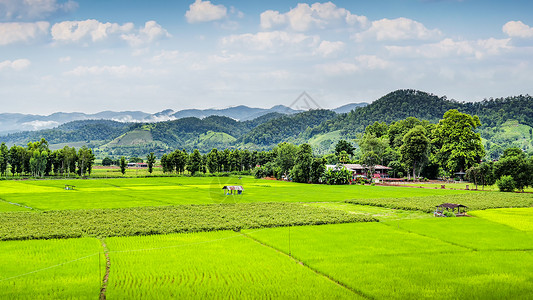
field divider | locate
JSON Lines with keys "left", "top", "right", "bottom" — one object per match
{"left": 240, "top": 230, "right": 375, "bottom": 300}
{"left": 99, "top": 239, "right": 111, "bottom": 300}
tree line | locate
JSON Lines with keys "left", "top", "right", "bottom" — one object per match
{"left": 0, "top": 138, "right": 95, "bottom": 177}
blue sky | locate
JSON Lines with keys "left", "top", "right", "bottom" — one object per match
{"left": 1, "top": 0, "right": 532, "bottom": 117}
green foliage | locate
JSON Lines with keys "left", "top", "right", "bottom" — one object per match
{"left": 0, "top": 203, "right": 375, "bottom": 241}
{"left": 433, "top": 109, "right": 485, "bottom": 174}
{"left": 494, "top": 148, "right": 532, "bottom": 191}
{"left": 334, "top": 139, "right": 355, "bottom": 156}
{"left": 242, "top": 110, "right": 337, "bottom": 146}
{"left": 187, "top": 149, "right": 202, "bottom": 175}
{"left": 400, "top": 125, "right": 429, "bottom": 179}
{"left": 119, "top": 156, "right": 126, "bottom": 175}
{"left": 146, "top": 152, "right": 156, "bottom": 174}
{"left": 323, "top": 165, "right": 352, "bottom": 185}
{"left": 496, "top": 175, "right": 516, "bottom": 192}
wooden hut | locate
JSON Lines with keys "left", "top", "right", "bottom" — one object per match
{"left": 434, "top": 203, "right": 468, "bottom": 217}
{"left": 222, "top": 185, "right": 244, "bottom": 195}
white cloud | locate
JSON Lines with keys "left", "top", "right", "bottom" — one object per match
{"left": 355, "top": 55, "right": 389, "bottom": 70}
{"left": 0, "top": 0, "right": 78, "bottom": 21}
{"left": 355, "top": 17, "right": 441, "bottom": 41}
{"left": 260, "top": 2, "right": 367, "bottom": 31}
{"left": 121, "top": 21, "right": 170, "bottom": 47}
{"left": 151, "top": 50, "right": 181, "bottom": 64}
{"left": 0, "top": 58, "right": 31, "bottom": 71}
{"left": 0, "top": 21, "right": 49, "bottom": 45}
{"left": 51, "top": 19, "right": 168, "bottom": 47}
{"left": 503, "top": 21, "right": 533, "bottom": 38}
{"left": 317, "top": 62, "right": 359, "bottom": 76}
{"left": 185, "top": 0, "right": 227, "bottom": 23}
{"left": 65, "top": 65, "right": 144, "bottom": 77}
{"left": 315, "top": 40, "right": 345, "bottom": 57}
{"left": 21, "top": 120, "right": 59, "bottom": 130}
{"left": 386, "top": 37, "right": 511, "bottom": 59}
{"left": 221, "top": 31, "right": 320, "bottom": 52}
{"left": 59, "top": 56, "right": 71, "bottom": 63}
{"left": 51, "top": 19, "right": 133, "bottom": 43}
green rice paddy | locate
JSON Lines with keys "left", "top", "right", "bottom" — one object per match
{"left": 0, "top": 175, "right": 531, "bottom": 299}
{"left": 0, "top": 176, "right": 471, "bottom": 211}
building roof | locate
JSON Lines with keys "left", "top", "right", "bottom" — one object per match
{"left": 222, "top": 185, "right": 244, "bottom": 191}
{"left": 437, "top": 203, "right": 467, "bottom": 209}
{"left": 343, "top": 164, "right": 392, "bottom": 170}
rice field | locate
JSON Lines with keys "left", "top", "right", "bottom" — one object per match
{"left": 105, "top": 231, "right": 359, "bottom": 299}
{"left": 0, "top": 176, "right": 470, "bottom": 211}
{"left": 0, "top": 238, "right": 103, "bottom": 299}
{"left": 245, "top": 216, "right": 533, "bottom": 299}
{"left": 0, "top": 175, "right": 532, "bottom": 299}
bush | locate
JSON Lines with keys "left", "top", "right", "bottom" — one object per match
{"left": 442, "top": 210, "right": 456, "bottom": 217}
{"left": 496, "top": 175, "right": 516, "bottom": 192}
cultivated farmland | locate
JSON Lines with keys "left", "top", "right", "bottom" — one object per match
{"left": 0, "top": 176, "right": 531, "bottom": 299}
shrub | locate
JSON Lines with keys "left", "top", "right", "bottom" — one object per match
{"left": 496, "top": 175, "right": 516, "bottom": 192}
{"left": 442, "top": 210, "right": 456, "bottom": 217}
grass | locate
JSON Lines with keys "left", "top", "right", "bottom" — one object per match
{"left": 105, "top": 231, "right": 359, "bottom": 299}
{"left": 245, "top": 215, "right": 533, "bottom": 299}
{"left": 0, "top": 238, "right": 102, "bottom": 299}
{"left": 469, "top": 207, "right": 533, "bottom": 232}
{"left": 345, "top": 192, "right": 533, "bottom": 212}
{"left": 305, "top": 202, "right": 432, "bottom": 221}
{"left": 403, "top": 182, "right": 533, "bottom": 193}
{"left": 0, "top": 176, "right": 470, "bottom": 211}
{"left": 0, "top": 202, "right": 374, "bottom": 241}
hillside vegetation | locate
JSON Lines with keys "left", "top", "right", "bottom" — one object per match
{"left": 1, "top": 89, "right": 531, "bottom": 157}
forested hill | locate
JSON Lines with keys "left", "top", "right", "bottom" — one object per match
{"left": 2, "top": 120, "right": 133, "bottom": 145}
{"left": 1, "top": 89, "right": 531, "bottom": 157}
{"left": 241, "top": 110, "right": 337, "bottom": 146}
{"left": 307, "top": 90, "right": 533, "bottom": 137}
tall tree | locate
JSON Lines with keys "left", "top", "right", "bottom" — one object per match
{"left": 274, "top": 142, "right": 297, "bottom": 177}
{"left": 432, "top": 109, "right": 485, "bottom": 175}
{"left": 120, "top": 156, "right": 127, "bottom": 175}
{"left": 206, "top": 148, "right": 219, "bottom": 173}
{"left": 187, "top": 149, "right": 202, "bottom": 175}
{"left": 77, "top": 146, "right": 95, "bottom": 176}
{"left": 0, "top": 142, "right": 8, "bottom": 176}
{"left": 400, "top": 125, "right": 430, "bottom": 180}
{"left": 494, "top": 148, "right": 531, "bottom": 191}
{"left": 290, "top": 144, "right": 313, "bottom": 183}
{"left": 146, "top": 152, "right": 156, "bottom": 174}
{"left": 334, "top": 140, "right": 355, "bottom": 157}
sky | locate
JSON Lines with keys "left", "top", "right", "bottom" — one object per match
{"left": 1, "top": 0, "right": 532, "bottom": 114}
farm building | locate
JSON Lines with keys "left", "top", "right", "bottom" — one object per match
{"left": 326, "top": 164, "right": 392, "bottom": 179}
{"left": 222, "top": 185, "right": 244, "bottom": 195}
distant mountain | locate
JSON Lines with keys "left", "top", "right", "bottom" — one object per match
{"left": 332, "top": 103, "right": 368, "bottom": 114}
{"left": 1, "top": 89, "right": 531, "bottom": 158}
{"left": 0, "top": 105, "right": 302, "bottom": 135}
{"left": 171, "top": 105, "right": 301, "bottom": 121}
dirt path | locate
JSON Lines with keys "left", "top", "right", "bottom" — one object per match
{"left": 99, "top": 239, "right": 111, "bottom": 300}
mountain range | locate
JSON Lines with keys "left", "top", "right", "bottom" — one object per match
{"left": 1, "top": 90, "right": 531, "bottom": 159}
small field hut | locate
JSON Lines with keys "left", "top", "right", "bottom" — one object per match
{"left": 435, "top": 203, "right": 468, "bottom": 217}
{"left": 222, "top": 185, "right": 244, "bottom": 195}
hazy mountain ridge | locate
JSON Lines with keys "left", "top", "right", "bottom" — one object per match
{"left": 0, "top": 105, "right": 305, "bottom": 135}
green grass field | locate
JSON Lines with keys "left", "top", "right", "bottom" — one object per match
{"left": 0, "top": 176, "right": 471, "bottom": 211}
{"left": 245, "top": 215, "right": 533, "bottom": 299}
{"left": 0, "top": 175, "right": 532, "bottom": 299}
{"left": 105, "top": 231, "right": 359, "bottom": 299}
{"left": 0, "top": 238, "right": 102, "bottom": 299}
